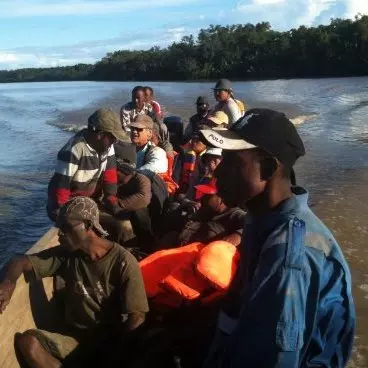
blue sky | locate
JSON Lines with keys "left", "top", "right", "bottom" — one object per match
{"left": 0, "top": 0, "right": 367, "bottom": 70}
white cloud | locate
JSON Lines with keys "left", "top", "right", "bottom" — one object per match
{"left": 0, "top": 0, "right": 198, "bottom": 18}
{"left": 236, "top": 0, "right": 341, "bottom": 28}
{"left": 0, "top": 26, "right": 192, "bottom": 69}
{"left": 344, "top": 0, "right": 368, "bottom": 18}
{"left": 0, "top": 53, "right": 19, "bottom": 63}
{"left": 296, "top": 0, "right": 335, "bottom": 26}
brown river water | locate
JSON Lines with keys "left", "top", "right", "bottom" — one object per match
{"left": 0, "top": 79, "right": 367, "bottom": 366}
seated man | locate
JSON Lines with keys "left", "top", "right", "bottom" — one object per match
{"left": 120, "top": 86, "right": 156, "bottom": 133}
{"left": 47, "top": 108, "right": 127, "bottom": 221}
{"left": 178, "top": 131, "right": 207, "bottom": 199}
{"left": 121, "top": 86, "right": 172, "bottom": 152}
{"left": 130, "top": 115, "right": 168, "bottom": 178}
{"left": 183, "top": 96, "right": 210, "bottom": 144}
{"left": 160, "top": 183, "right": 245, "bottom": 248}
{"left": 143, "top": 86, "right": 162, "bottom": 118}
{"left": 212, "top": 78, "right": 242, "bottom": 126}
{"left": 0, "top": 196, "right": 149, "bottom": 367}
{"left": 114, "top": 143, "right": 154, "bottom": 247}
{"left": 201, "top": 108, "right": 354, "bottom": 367}
{"left": 197, "top": 147, "right": 223, "bottom": 185}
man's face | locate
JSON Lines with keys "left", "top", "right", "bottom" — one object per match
{"left": 99, "top": 132, "right": 116, "bottom": 152}
{"left": 134, "top": 90, "right": 145, "bottom": 110}
{"left": 215, "top": 150, "right": 265, "bottom": 207}
{"left": 130, "top": 127, "right": 151, "bottom": 147}
{"left": 196, "top": 103, "right": 208, "bottom": 115}
{"left": 214, "top": 89, "right": 230, "bottom": 102}
{"left": 57, "top": 219, "right": 89, "bottom": 252}
{"left": 144, "top": 89, "right": 152, "bottom": 103}
{"left": 117, "top": 170, "right": 132, "bottom": 185}
{"left": 203, "top": 154, "right": 222, "bottom": 174}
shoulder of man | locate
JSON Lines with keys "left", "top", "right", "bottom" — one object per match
{"left": 57, "top": 130, "right": 88, "bottom": 159}
{"left": 122, "top": 102, "right": 134, "bottom": 111}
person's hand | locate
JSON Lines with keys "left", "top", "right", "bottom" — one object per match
{"left": 221, "top": 232, "right": 242, "bottom": 247}
{"left": 0, "top": 280, "right": 16, "bottom": 314}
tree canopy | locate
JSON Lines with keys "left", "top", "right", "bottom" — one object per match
{"left": 1, "top": 16, "right": 367, "bottom": 83}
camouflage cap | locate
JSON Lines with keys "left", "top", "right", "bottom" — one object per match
{"left": 88, "top": 108, "right": 128, "bottom": 142}
{"left": 56, "top": 196, "right": 108, "bottom": 237}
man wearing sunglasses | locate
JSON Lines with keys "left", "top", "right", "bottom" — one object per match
{"left": 130, "top": 115, "right": 168, "bottom": 177}
{"left": 47, "top": 108, "right": 128, "bottom": 222}
{"left": 0, "top": 196, "right": 149, "bottom": 367}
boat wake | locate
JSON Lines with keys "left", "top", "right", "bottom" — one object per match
{"left": 289, "top": 114, "right": 317, "bottom": 126}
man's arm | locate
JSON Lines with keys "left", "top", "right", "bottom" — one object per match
{"left": 216, "top": 241, "right": 308, "bottom": 367}
{"left": 226, "top": 99, "right": 242, "bottom": 125}
{"left": 120, "top": 251, "right": 149, "bottom": 330}
{"left": 118, "top": 174, "right": 152, "bottom": 212}
{"left": 102, "top": 146, "right": 119, "bottom": 212}
{"left": 0, "top": 256, "right": 33, "bottom": 313}
{"left": 48, "top": 147, "right": 80, "bottom": 221}
{"left": 120, "top": 105, "right": 131, "bottom": 132}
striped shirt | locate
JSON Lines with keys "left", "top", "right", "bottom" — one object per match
{"left": 47, "top": 129, "right": 118, "bottom": 219}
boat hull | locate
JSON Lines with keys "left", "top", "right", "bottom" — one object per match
{"left": 0, "top": 227, "right": 59, "bottom": 368}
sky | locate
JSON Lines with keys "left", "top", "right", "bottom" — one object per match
{"left": 0, "top": 0, "right": 367, "bottom": 70}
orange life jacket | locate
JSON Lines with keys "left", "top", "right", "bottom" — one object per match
{"left": 139, "top": 241, "right": 240, "bottom": 307}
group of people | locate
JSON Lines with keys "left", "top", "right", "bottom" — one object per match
{"left": 0, "top": 78, "right": 356, "bottom": 368}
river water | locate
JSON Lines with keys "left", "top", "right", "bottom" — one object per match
{"left": 0, "top": 79, "right": 367, "bottom": 365}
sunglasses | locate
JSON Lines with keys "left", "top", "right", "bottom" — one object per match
{"left": 131, "top": 127, "right": 144, "bottom": 133}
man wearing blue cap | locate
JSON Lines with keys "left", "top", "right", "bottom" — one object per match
{"left": 201, "top": 108, "right": 355, "bottom": 368}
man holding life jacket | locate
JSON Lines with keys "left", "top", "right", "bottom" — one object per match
{"left": 0, "top": 197, "right": 149, "bottom": 368}
{"left": 200, "top": 109, "right": 355, "bottom": 367}
{"left": 212, "top": 79, "right": 243, "bottom": 126}
{"left": 160, "top": 180, "right": 245, "bottom": 248}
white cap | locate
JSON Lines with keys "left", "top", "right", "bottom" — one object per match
{"left": 204, "top": 147, "right": 223, "bottom": 157}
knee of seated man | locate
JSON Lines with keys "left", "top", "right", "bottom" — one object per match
{"left": 15, "top": 332, "right": 42, "bottom": 357}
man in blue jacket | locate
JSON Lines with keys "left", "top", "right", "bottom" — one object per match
{"left": 200, "top": 108, "right": 355, "bottom": 367}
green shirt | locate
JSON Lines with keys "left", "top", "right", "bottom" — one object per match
{"left": 28, "top": 243, "right": 149, "bottom": 330}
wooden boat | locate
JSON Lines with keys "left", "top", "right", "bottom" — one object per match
{"left": 0, "top": 227, "right": 59, "bottom": 368}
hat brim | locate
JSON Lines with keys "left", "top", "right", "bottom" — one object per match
{"left": 207, "top": 117, "right": 227, "bottom": 126}
{"left": 130, "top": 122, "right": 153, "bottom": 130}
{"left": 111, "top": 129, "right": 128, "bottom": 142}
{"left": 56, "top": 213, "right": 109, "bottom": 238}
{"left": 200, "top": 128, "right": 257, "bottom": 150}
{"left": 93, "top": 222, "right": 109, "bottom": 237}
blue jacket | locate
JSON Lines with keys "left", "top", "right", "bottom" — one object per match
{"left": 206, "top": 187, "right": 355, "bottom": 367}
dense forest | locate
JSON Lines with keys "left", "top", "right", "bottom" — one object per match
{"left": 1, "top": 15, "right": 368, "bottom": 83}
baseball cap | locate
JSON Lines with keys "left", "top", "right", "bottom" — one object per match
{"left": 196, "top": 96, "right": 209, "bottom": 105}
{"left": 207, "top": 111, "right": 229, "bottom": 126}
{"left": 194, "top": 179, "right": 218, "bottom": 201}
{"left": 130, "top": 115, "right": 154, "bottom": 130}
{"left": 88, "top": 108, "right": 127, "bottom": 142}
{"left": 114, "top": 142, "right": 137, "bottom": 174}
{"left": 56, "top": 196, "right": 108, "bottom": 237}
{"left": 200, "top": 108, "right": 305, "bottom": 167}
{"left": 213, "top": 78, "right": 233, "bottom": 91}
{"left": 204, "top": 147, "right": 222, "bottom": 157}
